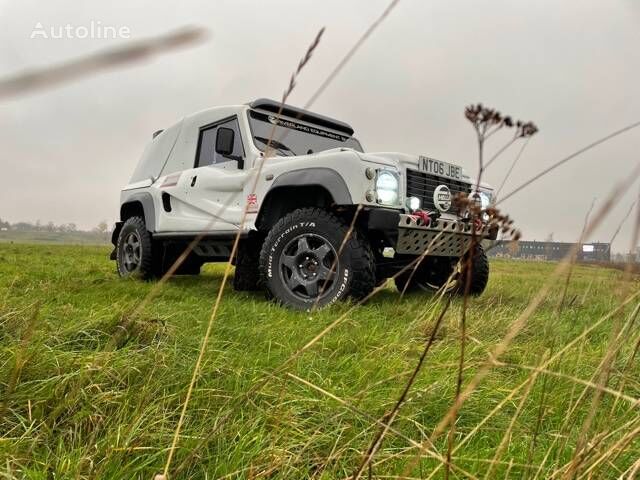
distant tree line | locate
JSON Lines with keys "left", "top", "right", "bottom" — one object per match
{"left": 0, "top": 218, "right": 110, "bottom": 235}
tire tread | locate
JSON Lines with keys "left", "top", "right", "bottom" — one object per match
{"left": 259, "top": 207, "right": 375, "bottom": 308}
{"left": 116, "top": 216, "right": 154, "bottom": 280}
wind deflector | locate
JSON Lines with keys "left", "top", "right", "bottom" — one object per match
{"left": 249, "top": 98, "right": 354, "bottom": 136}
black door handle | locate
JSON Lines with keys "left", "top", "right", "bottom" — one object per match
{"left": 190, "top": 175, "right": 197, "bottom": 187}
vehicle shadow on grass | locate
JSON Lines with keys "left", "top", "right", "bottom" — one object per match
{"left": 160, "top": 271, "right": 416, "bottom": 307}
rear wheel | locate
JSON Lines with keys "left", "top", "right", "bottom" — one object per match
{"left": 116, "top": 216, "right": 154, "bottom": 279}
{"left": 259, "top": 208, "right": 375, "bottom": 310}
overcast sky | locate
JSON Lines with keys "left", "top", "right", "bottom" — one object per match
{"left": 1, "top": 0, "right": 639, "bottom": 252}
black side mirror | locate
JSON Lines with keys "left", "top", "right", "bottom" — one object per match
{"left": 215, "top": 127, "right": 235, "bottom": 155}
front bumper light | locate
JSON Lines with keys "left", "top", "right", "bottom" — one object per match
{"left": 479, "top": 191, "right": 492, "bottom": 210}
{"left": 406, "top": 196, "right": 421, "bottom": 211}
{"left": 375, "top": 170, "right": 399, "bottom": 205}
{"left": 471, "top": 190, "right": 492, "bottom": 210}
{"left": 470, "top": 190, "right": 493, "bottom": 222}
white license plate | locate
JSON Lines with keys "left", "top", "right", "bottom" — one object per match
{"left": 418, "top": 156, "right": 462, "bottom": 180}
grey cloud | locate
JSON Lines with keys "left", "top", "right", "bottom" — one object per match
{"left": 1, "top": 0, "right": 639, "bottom": 252}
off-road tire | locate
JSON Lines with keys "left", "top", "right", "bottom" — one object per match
{"left": 394, "top": 256, "right": 457, "bottom": 294}
{"left": 116, "top": 216, "right": 154, "bottom": 280}
{"left": 395, "top": 245, "right": 490, "bottom": 296}
{"left": 234, "top": 236, "right": 262, "bottom": 291}
{"left": 259, "top": 208, "right": 375, "bottom": 310}
{"left": 457, "top": 244, "right": 489, "bottom": 296}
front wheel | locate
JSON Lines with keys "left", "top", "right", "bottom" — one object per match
{"left": 395, "top": 256, "right": 459, "bottom": 294}
{"left": 458, "top": 244, "right": 489, "bottom": 295}
{"left": 259, "top": 208, "right": 375, "bottom": 310}
{"left": 116, "top": 216, "right": 154, "bottom": 279}
{"left": 395, "top": 245, "right": 490, "bottom": 296}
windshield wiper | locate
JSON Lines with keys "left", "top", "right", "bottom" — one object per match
{"left": 254, "top": 136, "right": 295, "bottom": 156}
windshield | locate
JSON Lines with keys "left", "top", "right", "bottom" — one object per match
{"left": 247, "top": 110, "right": 363, "bottom": 156}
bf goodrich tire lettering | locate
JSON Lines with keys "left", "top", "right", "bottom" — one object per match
{"left": 259, "top": 208, "right": 375, "bottom": 310}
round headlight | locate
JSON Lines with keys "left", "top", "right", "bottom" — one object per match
{"left": 376, "top": 171, "right": 399, "bottom": 205}
{"left": 406, "top": 196, "right": 421, "bottom": 211}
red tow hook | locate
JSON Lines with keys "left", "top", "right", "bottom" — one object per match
{"left": 413, "top": 210, "right": 431, "bottom": 227}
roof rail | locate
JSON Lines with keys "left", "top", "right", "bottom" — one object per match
{"left": 248, "top": 98, "right": 354, "bottom": 136}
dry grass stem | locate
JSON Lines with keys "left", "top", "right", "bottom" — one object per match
{"left": 610, "top": 201, "right": 637, "bottom": 245}
{"left": 415, "top": 281, "right": 640, "bottom": 480}
{"left": 495, "top": 138, "right": 531, "bottom": 197}
{"left": 0, "top": 27, "right": 207, "bottom": 99}
{"left": 304, "top": 0, "right": 401, "bottom": 109}
{"left": 351, "top": 298, "right": 451, "bottom": 479}
{"left": 161, "top": 28, "right": 326, "bottom": 477}
{"left": 312, "top": 204, "right": 364, "bottom": 310}
{"left": 427, "top": 160, "right": 640, "bottom": 443}
{"left": 497, "top": 120, "right": 640, "bottom": 205}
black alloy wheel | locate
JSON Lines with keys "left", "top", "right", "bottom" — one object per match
{"left": 279, "top": 233, "right": 338, "bottom": 300}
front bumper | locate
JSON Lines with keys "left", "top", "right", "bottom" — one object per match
{"left": 396, "top": 214, "right": 497, "bottom": 256}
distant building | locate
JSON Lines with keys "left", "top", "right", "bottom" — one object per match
{"left": 488, "top": 240, "right": 610, "bottom": 262}
{"left": 580, "top": 243, "right": 611, "bottom": 262}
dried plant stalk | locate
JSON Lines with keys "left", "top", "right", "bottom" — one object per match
{"left": 0, "top": 27, "right": 206, "bottom": 99}
{"left": 161, "top": 27, "right": 326, "bottom": 478}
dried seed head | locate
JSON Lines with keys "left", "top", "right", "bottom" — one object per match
{"left": 464, "top": 104, "right": 537, "bottom": 137}
{"left": 516, "top": 121, "right": 539, "bottom": 138}
{"left": 452, "top": 192, "right": 519, "bottom": 242}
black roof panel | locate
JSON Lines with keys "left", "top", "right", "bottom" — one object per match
{"left": 249, "top": 98, "right": 354, "bottom": 136}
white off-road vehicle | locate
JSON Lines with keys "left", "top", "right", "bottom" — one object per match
{"left": 111, "top": 98, "right": 497, "bottom": 309}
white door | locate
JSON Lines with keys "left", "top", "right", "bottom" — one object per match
{"left": 176, "top": 116, "right": 248, "bottom": 233}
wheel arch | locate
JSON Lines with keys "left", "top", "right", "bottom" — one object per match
{"left": 120, "top": 191, "right": 156, "bottom": 232}
{"left": 256, "top": 168, "right": 352, "bottom": 231}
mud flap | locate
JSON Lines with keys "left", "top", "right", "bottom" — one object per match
{"left": 109, "top": 222, "right": 123, "bottom": 260}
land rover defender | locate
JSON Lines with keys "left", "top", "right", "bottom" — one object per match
{"left": 111, "top": 98, "right": 496, "bottom": 309}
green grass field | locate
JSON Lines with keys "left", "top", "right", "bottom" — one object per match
{"left": 1, "top": 243, "right": 638, "bottom": 479}
{"left": 0, "top": 230, "right": 109, "bottom": 245}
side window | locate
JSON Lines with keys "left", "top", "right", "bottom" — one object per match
{"left": 195, "top": 117, "right": 245, "bottom": 168}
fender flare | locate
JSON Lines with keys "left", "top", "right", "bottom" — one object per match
{"left": 268, "top": 167, "right": 352, "bottom": 204}
{"left": 120, "top": 191, "right": 157, "bottom": 232}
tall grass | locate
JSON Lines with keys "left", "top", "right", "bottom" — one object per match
{"left": 1, "top": 244, "right": 639, "bottom": 478}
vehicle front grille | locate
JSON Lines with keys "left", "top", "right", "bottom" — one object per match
{"left": 405, "top": 168, "right": 472, "bottom": 213}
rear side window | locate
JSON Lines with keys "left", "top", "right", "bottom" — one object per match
{"left": 195, "top": 117, "right": 245, "bottom": 168}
